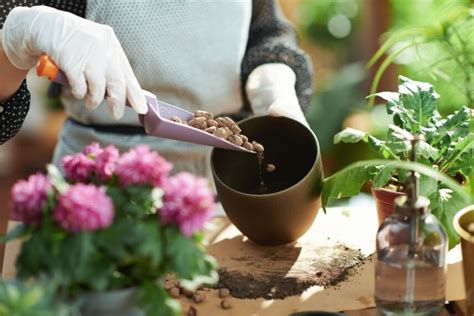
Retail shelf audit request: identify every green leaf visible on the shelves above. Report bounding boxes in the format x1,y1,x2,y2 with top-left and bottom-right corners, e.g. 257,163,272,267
333,128,367,144
398,76,440,130
163,226,218,285
440,133,474,172
419,174,438,197
134,220,162,266
322,164,372,211
136,282,180,316
430,189,468,249
0,224,29,243
322,159,472,210
372,164,396,188
436,106,471,145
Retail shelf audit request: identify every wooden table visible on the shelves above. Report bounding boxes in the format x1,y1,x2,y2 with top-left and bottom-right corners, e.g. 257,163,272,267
2,206,468,315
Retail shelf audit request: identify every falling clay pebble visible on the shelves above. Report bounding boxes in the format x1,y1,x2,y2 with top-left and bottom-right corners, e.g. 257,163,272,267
170,116,182,123
468,223,474,234
240,134,248,143
205,126,217,134
242,142,254,151
221,299,232,309
253,142,264,153
187,306,197,316
266,164,276,172
218,288,230,298
169,287,180,298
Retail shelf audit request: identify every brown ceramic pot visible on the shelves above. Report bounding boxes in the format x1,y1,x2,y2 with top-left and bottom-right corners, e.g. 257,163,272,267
371,186,405,224
453,205,474,315
211,116,323,246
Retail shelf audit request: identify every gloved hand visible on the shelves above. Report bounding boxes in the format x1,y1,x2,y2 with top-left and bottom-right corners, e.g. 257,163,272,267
245,63,308,127
2,6,147,119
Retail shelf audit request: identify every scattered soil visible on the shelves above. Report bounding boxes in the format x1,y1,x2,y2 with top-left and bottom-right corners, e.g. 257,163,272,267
217,244,366,300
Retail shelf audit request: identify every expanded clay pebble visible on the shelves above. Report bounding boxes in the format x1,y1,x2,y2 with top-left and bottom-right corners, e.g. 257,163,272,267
169,287,180,298
194,110,213,120
208,119,219,127
205,126,217,134
228,134,243,146
242,142,254,151
230,125,241,135
169,110,264,153
187,306,197,316
253,142,264,153
213,127,228,139
221,299,232,309
189,117,207,129
218,288,230,298
216,117,227,127
193,293,204,304
266,164,276,172
182,288,194,298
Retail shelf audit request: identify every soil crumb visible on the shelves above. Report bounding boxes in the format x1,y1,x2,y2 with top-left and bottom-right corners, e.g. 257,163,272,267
217,244,366,300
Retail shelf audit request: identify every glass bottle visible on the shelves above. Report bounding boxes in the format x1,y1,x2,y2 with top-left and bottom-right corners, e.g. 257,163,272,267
375,180,448,315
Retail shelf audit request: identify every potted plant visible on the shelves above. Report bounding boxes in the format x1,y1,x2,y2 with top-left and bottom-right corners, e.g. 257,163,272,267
322,76,473,248
1,143,218,316
0,278,76,316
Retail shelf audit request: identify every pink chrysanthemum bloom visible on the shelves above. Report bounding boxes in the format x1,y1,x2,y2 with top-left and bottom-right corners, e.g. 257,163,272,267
62,153,95,182
115,145,172,187
159,172,215,236
54,184,114,232
10,173,51,224
94,145,119,181
83,142,102,157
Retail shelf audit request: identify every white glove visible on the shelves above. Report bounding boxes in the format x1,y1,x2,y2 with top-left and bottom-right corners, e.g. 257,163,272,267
245,63,308,127
2,6,147,119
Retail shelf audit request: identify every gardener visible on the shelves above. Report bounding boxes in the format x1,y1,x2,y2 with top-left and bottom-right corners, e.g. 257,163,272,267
0,1,312,176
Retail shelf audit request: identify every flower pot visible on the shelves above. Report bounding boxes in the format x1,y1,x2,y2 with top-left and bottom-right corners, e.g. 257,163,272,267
211,116,323,245
371,186,405,224
81,288,143,316
453,205,474,315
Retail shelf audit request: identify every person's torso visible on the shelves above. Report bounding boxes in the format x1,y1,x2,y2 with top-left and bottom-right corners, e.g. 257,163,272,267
62,0,252,125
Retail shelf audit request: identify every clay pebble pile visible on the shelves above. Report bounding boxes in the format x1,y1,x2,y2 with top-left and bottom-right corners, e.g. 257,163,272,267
164,276,233,314
170,110,264,153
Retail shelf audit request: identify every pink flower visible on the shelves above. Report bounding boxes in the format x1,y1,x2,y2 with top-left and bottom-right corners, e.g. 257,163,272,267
54,184,114,232
159,172,215,236
62,153,95,182
10,173,51,224
95,145,119,181
116,145,172,187
62,143,119,182
83,142,102,157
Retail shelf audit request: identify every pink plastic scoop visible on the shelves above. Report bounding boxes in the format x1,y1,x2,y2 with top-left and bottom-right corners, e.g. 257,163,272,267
37,55,255,154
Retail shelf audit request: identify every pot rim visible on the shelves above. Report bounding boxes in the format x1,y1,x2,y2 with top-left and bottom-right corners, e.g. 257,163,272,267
210,115,322,198
453,205,474,243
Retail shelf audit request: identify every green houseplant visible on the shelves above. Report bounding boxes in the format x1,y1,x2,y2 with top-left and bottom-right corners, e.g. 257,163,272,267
1,143,218,316
322,76,473,248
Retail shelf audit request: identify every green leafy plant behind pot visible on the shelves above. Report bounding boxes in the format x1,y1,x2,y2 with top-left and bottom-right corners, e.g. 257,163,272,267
368,2,473,110
323,76,474,248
